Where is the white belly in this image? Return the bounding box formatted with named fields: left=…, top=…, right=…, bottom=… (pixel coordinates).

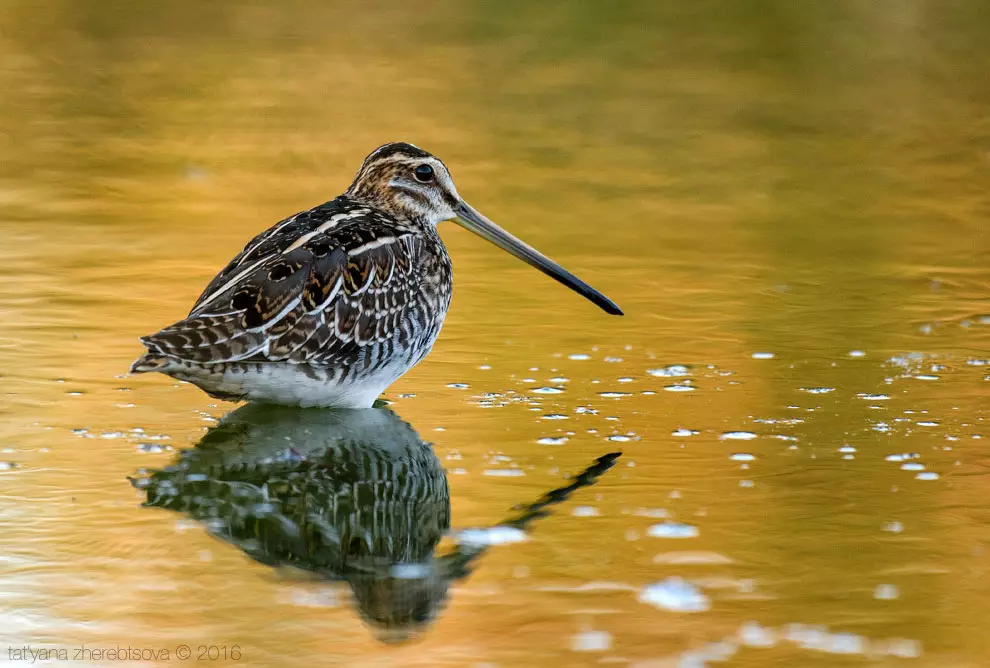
left=168, top=360, right=418, bottom=408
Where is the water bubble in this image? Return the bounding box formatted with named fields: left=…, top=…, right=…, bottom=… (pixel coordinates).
left=447, top=383, right=469, bottom=389
left=598, top=391, right=631, bottom=399
left=916, top=421, right=939, bottom=427
left=537, top=437, right=568, bottom=446
left=635, top=508, right=669, bottom=518
left=604, top=356, right=623, bottom=363
left=730, top=453, right=755, bottom=461
left=751, top=352, right=775, bottom=360
left=549, top=376, right=569, bottom=383
left=739, top=621, right=777, bottom=647
left=542, top=414, right=569, bottom=420
left=882, top=639, right=923, bottom=659
left=638, top=578, right=709, bottom=612
left=857, top=393, right=889, bottom=400
left=478, top=364, right=492, bottom=370
left=568, top=353, right=591, bottom=361
left=532, top=386, right=564, bottom=394
left=648, top=522, right=699, bottom=538
left=457, top=526, right=527, bottom=546
left=606, top=434, right=633, bottom=442
left=0, top=462, right=20, bottom=471
left=572, top=506, right=600, bottom=517
left=800, top=387, right=835, bottom=394
left=571, top=630, right=612, bottom=652
left=900, top=462, right=925, bottom=471
left=849, top=350, right=867, bottom=358
left=648, top=364, right=691, bottom=378
left=839, top=445, right=857, bottom=454
left=873, top=584, right=899, bottom=600
left=720, top=431, right=758, bottom=441
left=575, top=406, right=598, bottom=415
left=914, top=374, right=940, bottom=381
left=673, top=428, right=699, bottom=437
left=882, top=521, right=904, bottom=533
left=483, top=469, right=526, bottom=477
left=739, top=480, right=755, bottom=488
left=915, top=472, right=939, bottom=481
left=664, top=384, right=696, bottom=392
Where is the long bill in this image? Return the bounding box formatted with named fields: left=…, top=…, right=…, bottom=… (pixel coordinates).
left=453, top=201, right=623, bottom=316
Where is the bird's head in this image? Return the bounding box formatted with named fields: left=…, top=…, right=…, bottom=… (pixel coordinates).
left=346, top=142, right=622, bottom=316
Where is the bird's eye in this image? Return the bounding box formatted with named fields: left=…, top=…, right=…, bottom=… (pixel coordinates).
left=413, top=164, right=434, bottom=183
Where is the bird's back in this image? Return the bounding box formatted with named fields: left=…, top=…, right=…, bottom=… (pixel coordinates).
left=131, top=196, right=452, bottom=406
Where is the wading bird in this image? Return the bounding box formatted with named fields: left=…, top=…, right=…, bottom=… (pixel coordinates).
left=131, top=143, right=621, bottom=406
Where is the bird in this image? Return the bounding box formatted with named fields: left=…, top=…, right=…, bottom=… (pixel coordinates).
left=130, top=142, right=622, bottom=407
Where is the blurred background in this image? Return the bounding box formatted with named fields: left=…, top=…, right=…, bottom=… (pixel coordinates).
left=1, top=1, right=989, bottom=666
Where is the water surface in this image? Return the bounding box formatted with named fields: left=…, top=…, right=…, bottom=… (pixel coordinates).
left=1, top=2, right=989, bottom=666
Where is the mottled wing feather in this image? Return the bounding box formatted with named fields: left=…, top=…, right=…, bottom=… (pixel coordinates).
left=141, top=199, right=429, bottom=368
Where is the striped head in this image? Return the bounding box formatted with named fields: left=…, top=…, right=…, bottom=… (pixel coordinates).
left=346, top=142, right=460, bottom=226
left=345, top=142, right=624, bottom=316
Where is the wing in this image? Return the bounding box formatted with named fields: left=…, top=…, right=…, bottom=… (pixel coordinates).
left=139, top=201, right=440, bottom=368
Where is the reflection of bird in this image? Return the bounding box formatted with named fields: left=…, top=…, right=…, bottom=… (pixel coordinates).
left=130, top=142, right=621, bottom=407
left=135, top=404, right=452, bottom=640
left=132, top=404, right=621, bottom=643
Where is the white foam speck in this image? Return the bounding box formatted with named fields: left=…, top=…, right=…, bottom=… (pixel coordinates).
left=739, top=621, right=777, bottom=647
left=457, top=526, right=527, bottom=547
left=647, top=364, right=691, bottom=378
left=570, top=630, right=612, bottom=652
left=647, top=522, right=699, bottom=539
left=873, top=584, right=899, bottom=600
left=638, top=577, right=709, bottom=612
left=720, top=431, right=757, bottom=441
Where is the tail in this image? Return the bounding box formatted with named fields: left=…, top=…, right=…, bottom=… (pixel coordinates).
left=130, top=351, right=172, bottom=374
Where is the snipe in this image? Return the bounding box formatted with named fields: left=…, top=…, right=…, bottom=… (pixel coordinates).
left=131, top=142, right=622, bottom=407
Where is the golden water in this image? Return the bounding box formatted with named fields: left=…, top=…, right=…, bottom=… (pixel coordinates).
left=1, top=2, right=989, bottom=666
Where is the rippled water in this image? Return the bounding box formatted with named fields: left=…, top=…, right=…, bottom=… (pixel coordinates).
left=2, top=2, right=989, bottom=666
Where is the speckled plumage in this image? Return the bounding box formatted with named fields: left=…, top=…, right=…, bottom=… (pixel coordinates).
left=131, top=142, right=620, bottom=406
